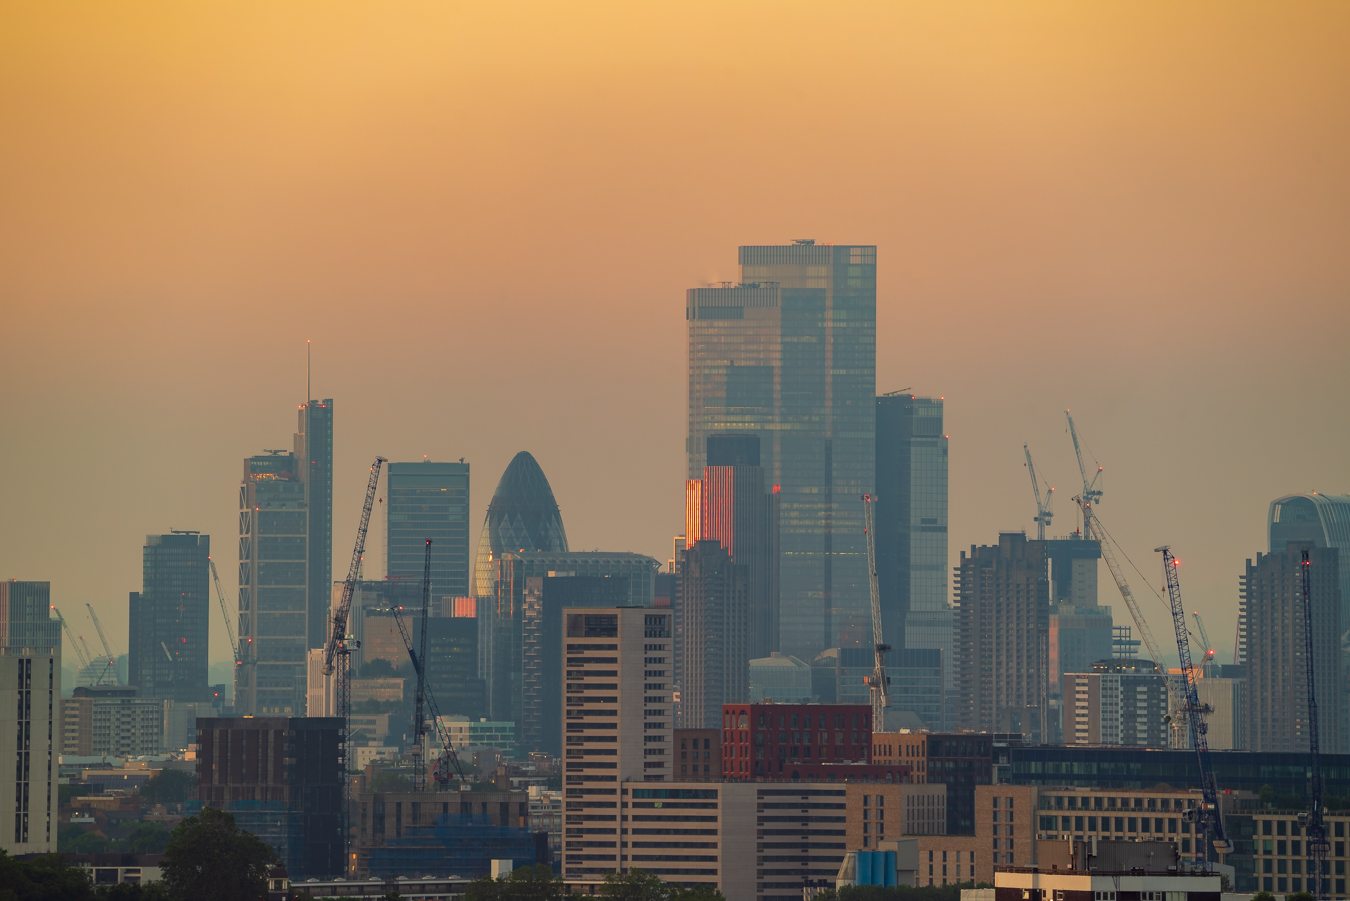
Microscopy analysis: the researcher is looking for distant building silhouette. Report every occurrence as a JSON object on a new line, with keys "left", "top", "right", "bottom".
{"left": 0, "top": 580, "right": 60, "bottom": 855}
{"left": 386, "top": 460, "right": 471, "bottom": 601}
{"left": 235, "top": 452, "right": 308, "bottom": 716}
{"left": 128, "top": 532, "right": 210, "bottom": 701}
{"left": 955, "top": 533, "right": 1050, "bottom": 740}
{"left": 295, "top": 398, "right": 333, "bottom": 651}
{"left": 687, "top": 242, "right": 876, "bottom": 660}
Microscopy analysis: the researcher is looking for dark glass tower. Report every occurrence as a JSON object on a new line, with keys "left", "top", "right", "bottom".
{"left": 236, "top": 452, "right": 308, "bottom": 716}
{"left": 874, "top": 394, "right": 951, "bottom": 724}
{"left": 687, "top": 241, "right": 876, "bottom": 661}
{"left": 0, "top": 581, "right": 60, "bottom": 652}
{"left": 128, "top": 532, "right": 210, "bottom": 700}
{"left": 386, "top": 461, "right": 471, "bottom": 601}
{"left": 295, "top": 399, "right": 333, "bottom": 651}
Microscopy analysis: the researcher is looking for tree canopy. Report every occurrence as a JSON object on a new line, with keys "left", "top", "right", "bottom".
{"left": 160, "top": 807, "right": 277, "bottom": 901}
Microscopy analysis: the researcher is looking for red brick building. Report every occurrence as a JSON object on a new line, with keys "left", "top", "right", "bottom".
{"left": 721, "top": 703, "right": 892, "bottom": 780}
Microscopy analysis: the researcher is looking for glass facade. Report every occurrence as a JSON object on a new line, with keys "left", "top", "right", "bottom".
{"left": 295, "top": 398, "right": 333, "bottom": 651}
{"left": 236, "top": 452, "right": 309, "bottom": 716}
{"left": 687, "top": 242, "right": 876, "bottom": 661}
{"left": 0, "top": 581, "right": 60, "bottom": 652}
{"left": 875, "top": 395, "right": 952, "bottom": 724}
{"left": 129, "top": 532, "right": 210, "bottom": 701}
{"left": 386, "top": 461, "right": 471, "bottom": 601}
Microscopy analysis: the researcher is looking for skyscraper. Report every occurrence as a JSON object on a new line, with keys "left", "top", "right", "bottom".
{"left": 1240, "top": 543, "right": 1342, "bottom": 753}
{"left": 874, "top": 394, "right": 951, "bottom": 723}
{"left": 955, "top": 532, "right": 1051, "bottom": 740}
{"left": 295, "top": 399, "right": 333, "bottom": 651}
{"left": 0, "top": 580, "right": 60, "bottom": 855}
{"left": 386, "top": 460, "right": 471, "bottom": 601}
{"left": 128, "top": 532, "right": 210, "bottom": 700}
{"left": 675, "top": 540, "right": 748, "bottom": 729}
{"left": 236, "top": 452, "right": 308, "bottom": 716}
{"left": 687, "top": 241, "right": 876, "bottom": 660}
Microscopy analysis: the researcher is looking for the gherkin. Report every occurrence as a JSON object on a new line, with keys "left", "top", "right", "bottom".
{"left": 472, "top": 451, "right": 569, "bottom": 600}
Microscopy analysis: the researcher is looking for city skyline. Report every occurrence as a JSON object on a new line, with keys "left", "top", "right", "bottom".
{"left": 4, "top": 3, "right": 1350, "bottom": 672}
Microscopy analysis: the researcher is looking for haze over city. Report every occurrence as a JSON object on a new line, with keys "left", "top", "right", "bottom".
{"left": 4, "top": 0, "right": 1349, "bottom": 670}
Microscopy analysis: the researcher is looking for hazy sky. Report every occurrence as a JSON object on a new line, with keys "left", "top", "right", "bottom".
{"left": 3, "top": 2, "right": 1348, "bottom": 668}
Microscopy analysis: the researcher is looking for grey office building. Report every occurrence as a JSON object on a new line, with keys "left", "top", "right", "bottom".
{"left": 386, "top": 461, "right": 471, "bottom": 601}
{"left": 236, "top": 452, "right": 308, "bottom": 716}
{"left": 128, "top": 533, "right": 211, "bottom": 700}
{"left": 874, "top": 394, "right": 952, "bottom": 724}
{"left": 295, "top": 398, "right": 333, "bottom": 651}
{"left": 0, "top": 581, "right": 60, "bottom": 652}
{"left": 687, "top": 241, "right": 876, "bottom": 660}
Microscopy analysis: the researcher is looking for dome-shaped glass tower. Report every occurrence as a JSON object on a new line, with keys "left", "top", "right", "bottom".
{"left": 472, "top": 451, "right": 569, "bottom": 600}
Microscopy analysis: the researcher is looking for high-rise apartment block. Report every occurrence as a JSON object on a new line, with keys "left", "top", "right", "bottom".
{"left": 386, "top": 461, "right": 471, "bottom": 601}
{"left": 676, "top": 541, "right": 749, "bottom": 729}
{"left": 0, "top": 580, "right": 60, "bottom": 855}
{"left": 874, "top": 394, "right": 951, "bottom": 725}
{"left": 62, "top": 686, "right": 166, "bottom": 757}
{"left": 236, "top": 452, "right": 308, "bottom": 716}
{"left": 955, "top": 533, "right": 1050, "bottom": 740}
{"left": 1240, "top": 543, "right": 1342, "bottom": 752}
{"left": 687, "top": 242, "right": 876, "bottom": 660}
{"left": 295, "top": 399, "right": 333, "bottom": 651}
{"left": 128, "top": 532, "right": 210, "bottom": 701}
{"left": 561, "top": 607, "right": 672, "bottom": 884}
{"left": 1061, "top": 658, "right": 1167, "bottom": 748}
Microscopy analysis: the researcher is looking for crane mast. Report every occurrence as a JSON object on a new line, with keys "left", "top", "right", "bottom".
{"left": 1298, "top": 549, "right": 1329, "bottom": 900}
{"left": 1157, "top": 546, "right": 1230, "bottom": 863}
{"left": 1023, "top": 444, "right": 1054, "bottom": 541}
{"left": 207, "top": 557, "right": 242, "bottom": 665}
{"left": 322, "top": 455, "right": 386, "bottom": 869}
{"left": 391, "top": 587, "right": 467, "bottom": 789}
{"left": 1190, "top": 612, "right": 1216, "bottom": 675}
{"left": 408, "top": 539, "right": 433, "bottom": 792}
{"left": 55, "top": 607, "right": 93, "bottom": 672}
{"left": 1065, "top": 410, "right": 1103, "bottom": 509}
{"left": 84, "top": 603, "right": 119, "bottom": 686}
{"left": 861, "top": 494, "right": 890, "bottom": 728}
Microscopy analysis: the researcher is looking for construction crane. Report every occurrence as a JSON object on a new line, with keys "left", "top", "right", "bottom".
{"left": 1157, "top": 546, "right": 1230, "bottom": 864}
{"left": 54, "top": 607, "right": 95, "bottom": 675}
{"left": 861, "top": 494, "right": 890, "bottom": 729}
{"left": 1023, "top": 444, "right": 1054, "bottom": 541}
{"left": 407, "top": 539, "right": 433, "bottom": 791}
{"left": 207, "top": 557, "right": 242, "bottom": 665}
{"left": 389, "top": 543, "right": 466, "bottom": 790}
{"left": 85, "top": 603, "right": 119, "bottom": 686}
{"left": 323, "top": 456, "right": 386, "bottom": 859}
{"left": 1190, "top": 612, "right": 1217, "bottom": 674}
{"left": 1065, "top": 411, "right": 1103, "bottom": 506}
{"left": 1298, "top": 549, "right": 1329, "bottom": 900}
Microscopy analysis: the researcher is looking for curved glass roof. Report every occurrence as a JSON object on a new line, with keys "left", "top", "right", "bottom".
{"left": 472, "top": 451, "right": 569, "bottom": 598}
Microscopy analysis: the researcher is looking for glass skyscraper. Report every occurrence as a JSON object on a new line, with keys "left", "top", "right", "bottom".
{"left": 874, "top": 394, "right": 952, "bottom": 727}
{"left": 128, "top": 532, "right": 211, "bottom": 701}
{"left": 386, "top": 460, "right": 471, "bottom": 601}
{"left": 295, "top": 399, "right": 333, "bottom": 651}
{"left": 686, "top": 241, "right": 876, "bottom": 661}
{"left": 236, "top": 451, "right": 308, "bottom": 716}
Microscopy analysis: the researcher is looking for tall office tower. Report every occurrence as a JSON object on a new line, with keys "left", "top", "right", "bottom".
{"left": 1061, "top": 659, "right": 1168, "bottom": 748}
{"left": 1269, "top": 493, "right": 1350, "bottom": 746}
{"left": 1240, "top": 543, "right": 1342, "bottom": 753}
{"left": 128, "top": 532, "right": 210, "bottom": 700}
{"left": 685, "top": 434, "right": 779, "bottom": 659}
{"left": 687, "top": 241, "right": 876, "bottom": 660}
{"left": 675, "top": 540, "right": 749, "bottom": 729}
{"left": 197, "top": 716, "right": 343, "bottom": 879}
{"left": 874, "top": 394, "right": 952, "bottom": 723}
{"left": 1045, "top": 537, "right": 1111, "bottom": 698}
{"left": 236, "top": 452, "right": 309, "bottom": 716}
{"left": 0, "top": 581, "right": 60, "bottom": 855}
{"left": 488, "top": 551, "right": 657, "bottom": 734}
{"left": 295, "top": 398, "right": 333, "bottom": 650}
{"left": 386, "top": 461, "right": 471, "bottom": 600}
{"left": 560, "top": 607, "right": 672, "bottom": 884}
{"left": 954, "top": 533, "right": 1051, "bottom": 740}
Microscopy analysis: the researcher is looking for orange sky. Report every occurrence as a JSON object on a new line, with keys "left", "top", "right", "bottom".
{"left": 2, "top": 1, "right": 1348, "bottom": 667}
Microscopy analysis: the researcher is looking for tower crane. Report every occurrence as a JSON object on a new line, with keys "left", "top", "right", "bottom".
{"left": 1298, "top": 549, "right": 1329, "bottom": 900}
{"left": 861, "top": 494, "right": 890, "bottom": 729}
{"left": 1190, "top": 612, "right": 1217, "bottom": 674}
{"left": 1023, "top": 444, "right": 1054, "bottom": 541}
{"left": 207, "top": 557, "right": 242, "bottom": 665}
{"left": 1157, "top": 546, "right": 1230, "bottom": 864}
{"left": 54, "top": 607, "right": 95, "bottom": 675}
{"left": 1065, "top": 411, "right": 1103, "bottom": 531}
{"left": 323, "top": 456, "right": 386, "bottom": 859}
{"left": 85, "top": 603, "right": 119, "bottom": 686}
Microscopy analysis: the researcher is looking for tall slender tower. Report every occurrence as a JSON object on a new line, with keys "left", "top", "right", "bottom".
{"left": 295, "top": 398, "right": 333, "bottom": 651}
{"left": 687, "top": 241, "right": 876, "bottom": 661}
{"left": 0, "top": 580, "right": 60, "bottom": 855}
{"left": 128, "top": 532, "right": 210, "bottom": 700}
